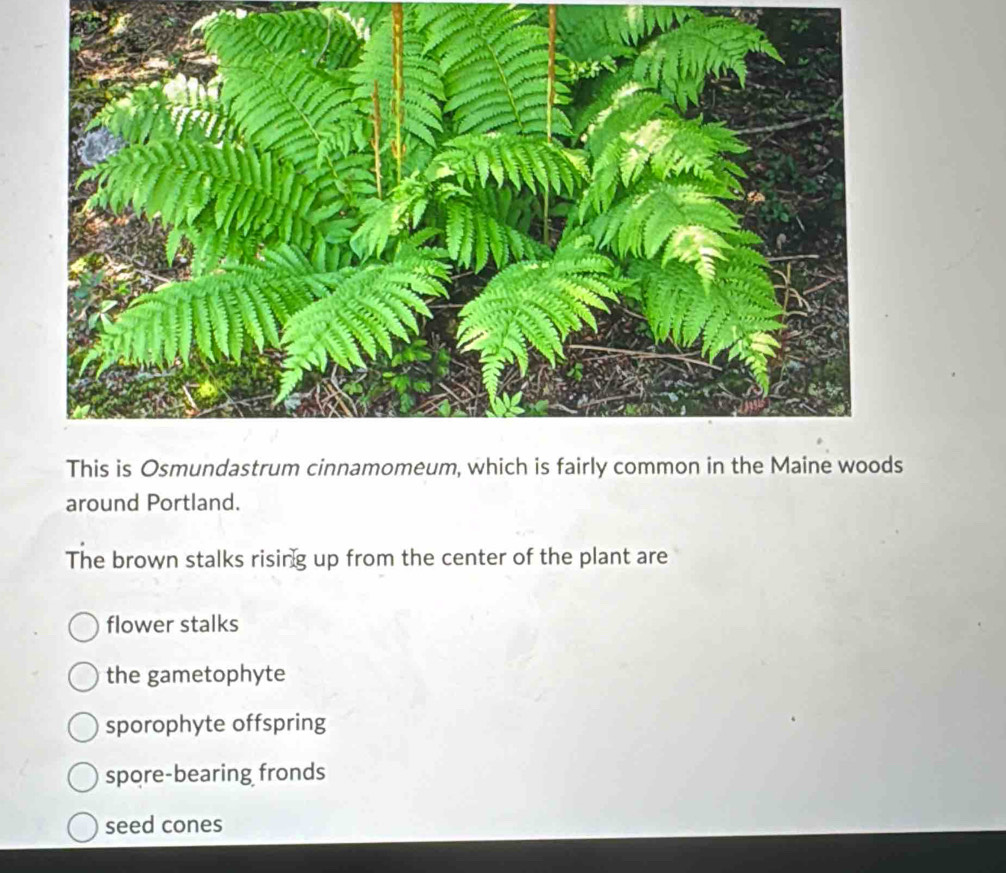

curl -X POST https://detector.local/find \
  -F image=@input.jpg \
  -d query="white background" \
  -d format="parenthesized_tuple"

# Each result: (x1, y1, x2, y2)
(1, 0, 1005, 849)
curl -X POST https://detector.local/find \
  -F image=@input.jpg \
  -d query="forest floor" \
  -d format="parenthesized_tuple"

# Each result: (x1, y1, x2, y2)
(67, 2, 849, 419)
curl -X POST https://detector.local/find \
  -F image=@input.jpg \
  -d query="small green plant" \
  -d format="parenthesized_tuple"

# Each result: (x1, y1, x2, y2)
(436, 399, 467, 417)
(487, 391, 526, 417)
(382, 338, 434, 413)
(78, 3, 785, 414)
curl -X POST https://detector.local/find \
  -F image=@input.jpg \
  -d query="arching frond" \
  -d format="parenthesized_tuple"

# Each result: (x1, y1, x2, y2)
(202, 7, 363, 70)
(84, 245, 331, 372)
(91, 74, 239, 147)
(457, 234, 624, 396)
(278, 242, 451, 397)
(584, 178, 741, 284)
(627, 250, 784, 390)
(633, 14, 782, 108)
(80, 140, 339, 260)
(584, 112, 747, 212)
(214, 55, 371, 210)
(437, 184, 549, 272)
(558, 5, 699, 66)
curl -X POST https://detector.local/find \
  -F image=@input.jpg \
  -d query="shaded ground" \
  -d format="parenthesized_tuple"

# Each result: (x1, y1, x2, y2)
(67, 3, 849, 419)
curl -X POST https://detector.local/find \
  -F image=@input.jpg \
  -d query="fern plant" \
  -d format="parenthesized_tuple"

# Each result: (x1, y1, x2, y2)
(78, 3, 784, 414)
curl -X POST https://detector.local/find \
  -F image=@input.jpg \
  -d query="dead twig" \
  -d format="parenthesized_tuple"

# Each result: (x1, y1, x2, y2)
(194, 393, 275, 418)
(737, 96, 843, 136)
(567, 344, 722, 370)
(767, 254, 820, 263)
(578, 393, 640, 410)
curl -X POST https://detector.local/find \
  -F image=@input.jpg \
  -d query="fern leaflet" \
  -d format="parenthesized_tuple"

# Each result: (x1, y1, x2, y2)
(585, 178, 741, 284)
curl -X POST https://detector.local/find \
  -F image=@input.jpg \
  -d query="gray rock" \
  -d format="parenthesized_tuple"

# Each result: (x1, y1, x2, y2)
(77, 127, 127, 167)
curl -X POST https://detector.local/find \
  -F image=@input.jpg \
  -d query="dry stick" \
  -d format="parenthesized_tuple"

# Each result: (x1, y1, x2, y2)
(543, 4, 556, 246)
(767, 254, 820, 263)
(371, 80, 382, 199)
(327, 377, 358, 417)
(194, 393, 277, 418)
(103, 250, 174, 285)
(567, 344, 722, 370)
(737, 95, 843, 136)
(578, 393, 640, 410)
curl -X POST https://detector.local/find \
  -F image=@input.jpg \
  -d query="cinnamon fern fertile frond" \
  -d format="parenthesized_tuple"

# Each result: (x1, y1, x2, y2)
(350, 5, 445, 149)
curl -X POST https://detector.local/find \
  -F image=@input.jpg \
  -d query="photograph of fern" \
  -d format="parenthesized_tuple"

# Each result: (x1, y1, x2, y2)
(68, 2, 848, 419)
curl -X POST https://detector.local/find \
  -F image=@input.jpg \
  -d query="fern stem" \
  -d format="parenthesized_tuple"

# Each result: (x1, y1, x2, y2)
(391, 3, 405, 186)
(543, 4, 557, 247)
(371, 79, 382, 200)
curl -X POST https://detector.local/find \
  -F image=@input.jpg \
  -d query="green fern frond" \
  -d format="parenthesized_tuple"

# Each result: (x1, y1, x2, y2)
(585, 112, 747, 214)
(418, 4, 571, 137)
(627, 251, 783, 390)
(633, 14, 782, 108)
(92, 75, 239, 147)
(457, 234, 623, 396)
(202, 7, 362, 70)
(558, 5, 699, 66)
(85, 245, 330, 372)
(81, 140, 338, 260)
(350, 6, 445, 148)
(437, 183, 548, 272)
(278, 242, 450, 398)
(431, 133, 588, 195)
(217, 55, 370, 208)
(585, 178, 739, 283)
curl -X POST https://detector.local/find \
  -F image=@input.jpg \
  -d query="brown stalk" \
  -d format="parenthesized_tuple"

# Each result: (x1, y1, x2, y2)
(371, 79, 382, 199)
(543, 4, 557, 246)
(391, 3, 405, 185)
